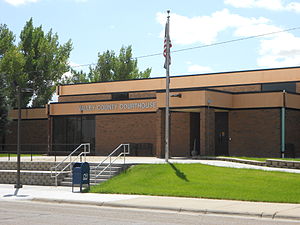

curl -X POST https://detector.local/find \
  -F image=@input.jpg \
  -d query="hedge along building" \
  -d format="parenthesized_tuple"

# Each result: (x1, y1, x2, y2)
(3, 66, 300, 158)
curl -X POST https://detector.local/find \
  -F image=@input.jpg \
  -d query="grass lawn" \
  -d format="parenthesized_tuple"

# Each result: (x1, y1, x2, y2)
(220, 156, 300, 162)
(89, 163, 300, 203)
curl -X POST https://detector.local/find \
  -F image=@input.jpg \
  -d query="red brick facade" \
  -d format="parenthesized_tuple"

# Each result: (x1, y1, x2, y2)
(4, 119, 49, 153)
(286, 109, 300, 158)
(95, 113, 157, 156)
(169, 112, 191, 157)
(229, 109, 281, 158)
(3, 68, 300, 159)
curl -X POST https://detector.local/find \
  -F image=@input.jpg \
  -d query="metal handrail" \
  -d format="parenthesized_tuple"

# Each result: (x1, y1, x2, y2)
(50, 143, 90, 186)
(93, 144, 130, 184)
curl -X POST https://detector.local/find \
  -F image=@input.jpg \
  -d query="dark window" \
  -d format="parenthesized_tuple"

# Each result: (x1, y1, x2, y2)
(262, 82, 296, 92)
(52, 115, 95, 154)
(112, 92, 129, 100)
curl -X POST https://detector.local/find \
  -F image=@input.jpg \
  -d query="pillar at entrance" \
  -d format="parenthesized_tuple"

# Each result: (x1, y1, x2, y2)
(200, 108, 215, 156)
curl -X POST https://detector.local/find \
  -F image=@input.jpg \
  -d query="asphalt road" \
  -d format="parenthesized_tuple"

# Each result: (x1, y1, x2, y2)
(0, 201, 299, 225)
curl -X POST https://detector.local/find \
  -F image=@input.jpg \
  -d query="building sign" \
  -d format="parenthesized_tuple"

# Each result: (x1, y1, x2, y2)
(79, 101, 157, 112)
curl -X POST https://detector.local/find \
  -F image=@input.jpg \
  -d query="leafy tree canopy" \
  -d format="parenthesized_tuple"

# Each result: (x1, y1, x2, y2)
(64, 45, 151, 84)
(0, 18, 72, 108)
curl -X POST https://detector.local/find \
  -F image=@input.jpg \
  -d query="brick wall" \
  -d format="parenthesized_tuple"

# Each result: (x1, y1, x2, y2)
(285, 109, 300, 158)
(229, 109, 281, 158)
(212, 84, 261, 93)
(4, 119, 48, 154)
(169, 112, 190, 157)
(155, 111, 192, 157)
(199, 108, 215, 156)
(95, 113, 157, 156)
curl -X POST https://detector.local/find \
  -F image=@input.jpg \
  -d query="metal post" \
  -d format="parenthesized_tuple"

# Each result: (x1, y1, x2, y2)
(47, 105, 51, 156)
(123, 145, 126, 164)
(281, 107, 285, 158)
(281, 90, 286, 158)
(15, 86, 22, 189)
(207, 99, 212, 154)
(110, 156, 111, 176)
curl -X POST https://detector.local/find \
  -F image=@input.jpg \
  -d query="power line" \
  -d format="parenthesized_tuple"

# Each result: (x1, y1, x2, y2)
(136, 26, 300, 59)
(69, 25, 300, 68)
(6, 25, 300, 72)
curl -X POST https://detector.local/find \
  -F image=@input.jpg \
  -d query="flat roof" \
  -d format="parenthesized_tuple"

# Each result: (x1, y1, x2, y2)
(57, 66, 300, 96)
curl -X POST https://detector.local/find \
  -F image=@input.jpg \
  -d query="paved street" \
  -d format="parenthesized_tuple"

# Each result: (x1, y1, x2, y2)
(0, 201, 299, 225)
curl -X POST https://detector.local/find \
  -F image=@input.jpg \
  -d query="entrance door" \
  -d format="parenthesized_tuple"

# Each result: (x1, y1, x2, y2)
(215, 112, 229, 156)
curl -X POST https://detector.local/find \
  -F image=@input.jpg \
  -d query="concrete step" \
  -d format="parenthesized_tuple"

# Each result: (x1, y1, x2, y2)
(60, 179, 107, 186)
(90, 166, 122, 171)
(90, 170, 121, 175)
(63, 174, 114, 182)
(59, 164, 128, 186)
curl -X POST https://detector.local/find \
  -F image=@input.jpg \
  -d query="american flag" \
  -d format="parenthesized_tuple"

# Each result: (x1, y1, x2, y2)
(164, 16, 172, 69)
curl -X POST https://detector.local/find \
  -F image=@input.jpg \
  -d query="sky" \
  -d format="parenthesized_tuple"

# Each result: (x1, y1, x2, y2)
(1, 0, 300, 79)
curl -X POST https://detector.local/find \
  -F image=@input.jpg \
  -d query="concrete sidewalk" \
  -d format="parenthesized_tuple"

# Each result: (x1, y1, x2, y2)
(0, 184, 299, 221)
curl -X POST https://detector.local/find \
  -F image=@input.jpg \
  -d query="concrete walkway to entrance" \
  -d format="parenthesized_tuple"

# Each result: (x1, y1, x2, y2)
(1, 156, 300, 174)
(0, 184, 300, 221)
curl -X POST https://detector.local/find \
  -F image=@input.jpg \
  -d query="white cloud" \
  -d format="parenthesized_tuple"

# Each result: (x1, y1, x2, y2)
(286, 2, 300, 13)
(4, 0, 89, 6)
(257, 32, 300, 68)
(225, 0, 300, 13)
(156, 9, 271, 45)
(4, 0, 39, 6)
(187, 65, 213, 74)
(157, 9, 300, 69)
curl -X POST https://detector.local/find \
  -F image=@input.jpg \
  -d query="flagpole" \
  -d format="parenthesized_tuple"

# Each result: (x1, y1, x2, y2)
(165, 10, 171, 162)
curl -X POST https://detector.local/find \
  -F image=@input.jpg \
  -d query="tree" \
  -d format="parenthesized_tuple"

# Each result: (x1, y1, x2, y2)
(0, 18, 73, 108)
(0, 24, 15, 58)
(62, 68, 88, 84)
(0, 47, 27, 107)
(19, 18, 73, 107)
(0, 24, 16, 138)
(66, 45, 151, 84)
(0, 73, 9, 140)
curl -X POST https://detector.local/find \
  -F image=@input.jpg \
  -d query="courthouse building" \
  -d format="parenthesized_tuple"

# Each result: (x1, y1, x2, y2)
(2, 66, 300, 158)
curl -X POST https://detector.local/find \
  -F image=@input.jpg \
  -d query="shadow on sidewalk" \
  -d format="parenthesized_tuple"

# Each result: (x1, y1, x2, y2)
(3, 188, 29, 198)
(168, 163, 189, 182)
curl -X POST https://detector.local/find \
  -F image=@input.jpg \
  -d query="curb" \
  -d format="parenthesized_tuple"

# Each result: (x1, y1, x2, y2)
(31, 198, 300, 221)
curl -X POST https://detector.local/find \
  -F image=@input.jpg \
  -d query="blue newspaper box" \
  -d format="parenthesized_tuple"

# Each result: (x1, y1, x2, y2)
(72, 162, 90, 192)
